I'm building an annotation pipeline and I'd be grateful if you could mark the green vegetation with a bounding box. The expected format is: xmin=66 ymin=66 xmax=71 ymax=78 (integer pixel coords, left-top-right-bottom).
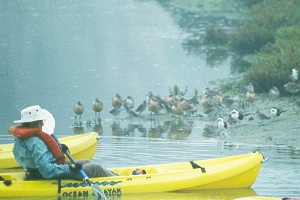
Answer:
xmin=230 ymin=0 xmax=300 ymax=93
xmin=204 ymin=24 xmax=229 ymax=46
xmin=161 ymin=0 xmax=300 ymax=93
xmin=244 ymin=27 xmax=300 ymax=92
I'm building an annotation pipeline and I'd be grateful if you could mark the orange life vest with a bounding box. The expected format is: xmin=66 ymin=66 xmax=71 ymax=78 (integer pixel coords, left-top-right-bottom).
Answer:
xmin=8 ymin=126 xmax=67 ymax=165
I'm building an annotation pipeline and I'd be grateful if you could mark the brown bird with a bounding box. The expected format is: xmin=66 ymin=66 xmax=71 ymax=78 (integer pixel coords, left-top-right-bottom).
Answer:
xmin=112 ymin=93 xmax=122 ymax=108
xmin=172 ymin=102 xmax=183 ymax=116
xmin=92 ymin=98 xmax=103 ymax=113
xmin=92 ymin=98 xmax=103 ymax=123
xmin=165 ymin=94 xmax=175 ymax=107
xmin=178 ymin=98 xmax=193 ymax=115
xmin=148 ymin=96 xmax=159 ymax=113
xmin=246 ymin=90 xmax=256 ymax=110
xmin=73 ymin=101 xmax=84 ymax=126
xmin=148 ymin=96 xmax=159 ymax=120
xmin=201 ymin=95 xmax=215 ymax=109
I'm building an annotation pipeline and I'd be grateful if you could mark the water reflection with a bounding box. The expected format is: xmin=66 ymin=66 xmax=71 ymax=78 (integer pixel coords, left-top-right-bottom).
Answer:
xmin=167 ymin=119 xmax=193 ymax=140
xmin=80 ymin=115 xmax=197 ymax=141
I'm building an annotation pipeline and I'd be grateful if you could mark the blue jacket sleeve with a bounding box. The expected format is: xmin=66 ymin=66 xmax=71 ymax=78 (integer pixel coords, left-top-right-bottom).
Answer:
xmin=24 ymin=137 xmax=70 ymax=179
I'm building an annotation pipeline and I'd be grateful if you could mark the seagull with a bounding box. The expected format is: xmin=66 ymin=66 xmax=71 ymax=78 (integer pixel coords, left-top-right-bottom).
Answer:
xmin=270 ymin=107 xmax=287 ymax=120
xmin=135 ymin=100 xmax=146 ymax=115
xmin=217 ymin=117 xmax=227 ymax=133
xmin=256 ymin=111 xmax=270 ymax=125
xmin=291 ymin=68 xmax=298 ymax=82
xmin=284 ymin=82 xmax=300 ymax=98
xmin=123 ymin=96 xmax=135 ymax=110
xmin=230 ymin=109 xmax=251 ymax=124
xmin=73 ymin=101 xmax=84 ymax=126
xmin=268 ymin=86 xmax=280 ymax=99
xmin=112 ymin=93 xmax=123 ymax=108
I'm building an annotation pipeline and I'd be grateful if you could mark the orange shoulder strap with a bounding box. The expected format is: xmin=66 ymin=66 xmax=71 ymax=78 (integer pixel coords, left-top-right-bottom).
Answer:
xmin=8 ymin=126 xmax=66 ymax=164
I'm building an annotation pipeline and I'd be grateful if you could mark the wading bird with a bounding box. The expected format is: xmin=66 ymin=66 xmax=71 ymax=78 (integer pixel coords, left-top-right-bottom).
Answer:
xmin=92 ymin=98 xmax=103 ymax=123
xmin=73 ymin=101 xmax=84 ymax=126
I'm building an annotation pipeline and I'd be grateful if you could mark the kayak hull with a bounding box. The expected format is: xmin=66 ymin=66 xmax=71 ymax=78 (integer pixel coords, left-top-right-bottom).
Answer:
xmin=0 ymin=152 xmax=264 ymax=197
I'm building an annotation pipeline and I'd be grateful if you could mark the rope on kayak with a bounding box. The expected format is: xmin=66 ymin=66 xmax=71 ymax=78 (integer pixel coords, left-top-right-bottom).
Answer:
xmin=189 ymin=161 xmax=206 ymax=173
xmin=0 ymin=176 xmax=12 ymax=186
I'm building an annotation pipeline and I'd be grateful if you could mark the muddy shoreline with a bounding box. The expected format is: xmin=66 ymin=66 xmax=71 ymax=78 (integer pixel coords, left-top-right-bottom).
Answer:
xmin=206 ymin=76 xmax=300 ymax=148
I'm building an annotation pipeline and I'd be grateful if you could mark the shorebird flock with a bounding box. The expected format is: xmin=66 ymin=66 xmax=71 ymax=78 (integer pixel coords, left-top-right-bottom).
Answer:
xmin=73 ymin=68 xmax=300 ymax=138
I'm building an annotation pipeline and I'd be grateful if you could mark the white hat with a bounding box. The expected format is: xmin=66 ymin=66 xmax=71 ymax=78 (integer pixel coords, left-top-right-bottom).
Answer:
xmin=14 ymin=105 xmax=52 ymax=124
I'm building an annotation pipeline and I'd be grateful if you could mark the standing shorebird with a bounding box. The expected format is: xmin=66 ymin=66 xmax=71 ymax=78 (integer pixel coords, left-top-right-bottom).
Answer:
xmin=73 ymin=101 xmax=84 ymax=126
xmin=246 ymin=89 xmax=256 ymax=110
xmin=135 ymin=100 xmax=146 ymax=115
xmin=230 ymin=109 xmax=251 ymax=125
xmin=284 ymin=82 xmax=300 ymax=99
xmin=217 ymin=117 xmax=227 ymax=133
xmin=268 ymin=86 xmax=280 ymax=99
xmin=256 ymin=111 xmax=270 ymax=125
xmin=123 ymin=96 xmax=135 ymax=110
xmin=112 ymin=93 xmax=123 ymax=108
xmin=92 ymin=98 xmax=103 ymax=123
xmin=270 ymin=107 xmax=287 ymax=120
xmin=110 ymin=93 xmax=123 ymax=119
xmin=148 ymin=96 xmax=159 ymax=120
xmin=172 ymin=102 xmax=183 ymax=116
xmin=178 ymin=98 xmax=193 ymax=116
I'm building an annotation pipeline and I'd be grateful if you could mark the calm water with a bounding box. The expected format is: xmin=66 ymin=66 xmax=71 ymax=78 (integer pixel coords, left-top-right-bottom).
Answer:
xmin=0 ymin=0 xmax=299 ymax=199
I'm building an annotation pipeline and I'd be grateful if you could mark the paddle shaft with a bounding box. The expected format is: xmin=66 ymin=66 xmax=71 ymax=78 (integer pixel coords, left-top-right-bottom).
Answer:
xmin=51 ymin=134 xmax=106 ymax=199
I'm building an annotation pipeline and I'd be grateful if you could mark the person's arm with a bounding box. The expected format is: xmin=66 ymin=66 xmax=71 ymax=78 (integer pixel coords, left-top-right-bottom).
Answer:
xmin=24 ymin=137 xmax=70 ymax=179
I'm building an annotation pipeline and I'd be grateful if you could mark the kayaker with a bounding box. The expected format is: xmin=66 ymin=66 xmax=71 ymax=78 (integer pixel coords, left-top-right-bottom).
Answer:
xmin=9 ymin=105 xmax=118 ymax=180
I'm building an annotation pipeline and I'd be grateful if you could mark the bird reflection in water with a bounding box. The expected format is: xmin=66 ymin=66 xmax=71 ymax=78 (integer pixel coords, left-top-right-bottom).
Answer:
xmin=111 ymin=121 xmax=123 ymax=137
xmin=110 ymin=121 xmax=147 ymax=137
xmin=73 ymin=126 xmax=84 ymax=135
xmin=92 ymin=124 xmax=103 ymax=136
xmin=168 ymin=119 xmax=193 ymax=140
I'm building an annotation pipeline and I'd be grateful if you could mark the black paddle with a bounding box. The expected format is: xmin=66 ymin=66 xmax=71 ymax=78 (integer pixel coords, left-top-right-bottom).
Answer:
xmin=42 ymin=111 xmax=106 ymax=199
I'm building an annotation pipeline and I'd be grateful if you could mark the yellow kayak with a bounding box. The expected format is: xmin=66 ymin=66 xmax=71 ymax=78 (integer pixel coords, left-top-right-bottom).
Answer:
xmin=0 ymin=152 xmax=264 ymax=197
xmin=0 ymin=132 xmax=99 ymax=169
